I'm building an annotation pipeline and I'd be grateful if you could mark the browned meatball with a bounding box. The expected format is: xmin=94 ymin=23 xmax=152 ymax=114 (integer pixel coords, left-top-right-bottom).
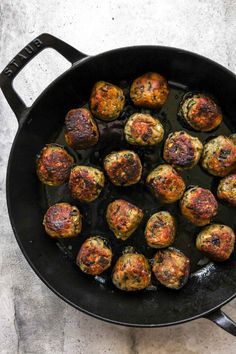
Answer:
xmin=76 ymin=236 xmax=112 ymax=275
xmin=36 ymin=144 xmax=74 ymax=186
xmin=130 ymin=72 xmax=169 ymax=109
xmin=64 ymin=108 xmax=99 ymax=150
xmin=124 ymin=113 xmax=164 ymax=146
xmin=146 ymin=164 xmax=186 ymax=203
xmin=217 ymin=173 xmax=236 ymax=207
xmin=180 ymin=187 xmax=218 ymax=226
xmin=179 ymin=93 xmax=222 ymax=131
xmin=163 ymin=131 xmax=203 ymax=169
xmin=202 ymin=135 xmax=236 ymax=177
xmin=112 ymin=253 xmax=151 ymax=291
xmin=104 ymin=150 xmax=142 ymax=186
xmin=43 ymin=203 xmax=82 ymax=238
xmin=89 ymin=81 xmax=125 ymax=121
xmin=196 ymin=224 xmax=235 ymax=262
xmin=145 ymin=211 xmax=176 ymax=248
xmin=106 ymin=199 xmax=143 ymax=240
xmin=152 ymin=248 xmax=190 ymax=289
xmin=69 ymin=166 xmax=105 ymax=202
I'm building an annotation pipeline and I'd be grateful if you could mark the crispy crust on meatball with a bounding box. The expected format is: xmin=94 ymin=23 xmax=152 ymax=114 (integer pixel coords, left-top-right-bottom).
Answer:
xmin=112 ymin=253 xmax=151 ymax=291
xmin=43 ymin=203 xmax=82 ymax=238
xmin=69 ymin=166 xmax=105 ymax=202
xmin=180 ymin=187 xmax=218 ymax=226
xmin=146 ymin=164 xmax=186 ymax=203
xmin=217 ymin=173 xmax=236 ymax=207
xmin=65 ymin=108 xmax=99 ymax=150
xmin=152 ymin=248 xmax=190 ymax=289
xmin=106 ymin=199 xmax=143 ymax=240
xmin=124 ymin=113 xmax=164 ymax=146
xmin=163 ymin=131 xmax=203 ymax=169
xmin=76 ymin=236 xmax=112 ymax=275
xmin=179 ymin=93 xmax=222 ymax=131
xmin=130 ymin=72 xmax=169 ymax=109
xmin=89 ymin=81 xmax=125 ymax=121
xmin=202 ymin=135 xmax=236 ymax=177
xmin=145 ymin=211 xmax=176 ymax=248
xmin=36 ymin=144 xmax=74 ymax=186
xmin=104 ymin=150 xmax=142 ymax=186
xmin=196 ymin=224 xmax=235 ymax=262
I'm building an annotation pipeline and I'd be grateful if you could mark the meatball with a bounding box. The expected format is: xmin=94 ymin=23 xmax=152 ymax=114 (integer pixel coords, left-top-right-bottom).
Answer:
xmin=36 ymin=144 xmax=74 ymax=186
xmin=69 ymin=165 xmax=105 ymax=202
xmin=196 ymin=224 xmax=235 ymax=262
xmin=64 ymin=108 xmax=99 ymax=150
xmin=112 ymin=253 xmax=151 ymax=291
xmin=217 ymin=173 xmax=236 ymax=207
xmin=76 ymin=236 xmax=112 ymax=275
xmin=145 ymin=211 xmax=176 ymax=248
xmin=104 ymin=150 xmax=142 ymax=186
xmin=130 ymin=72 xmax=169 ymax=109
xmin=106 ymin=199 xmax=143 ymax=240
xmin=124 ymin=113 xmax=164 ymax=146
xmin=180 ymin=187 xmax=218 ymax=226
xmin=201 ymin=135 xmax=236 ymax=177
xmin=43 ymin=202 xmax=82 ymax=238
xmin=179 ymin=93 xmax=222 ymax=131
xmin=146 ymin=164 xmax=186 ymax=203
xmin=163 ymin=131 xmax=203 ymax=169
xmin=152 ymin=248 xmax=190 ymax=289
xmin=89 ymin=81 xmax=125 ymax=121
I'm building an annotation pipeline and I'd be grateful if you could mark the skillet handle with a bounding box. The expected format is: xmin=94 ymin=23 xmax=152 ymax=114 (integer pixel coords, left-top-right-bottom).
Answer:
xmin=0 ymin=33 xmax=87 ymax=123
xmin=205 ymin=309 xmax=236 ymax=336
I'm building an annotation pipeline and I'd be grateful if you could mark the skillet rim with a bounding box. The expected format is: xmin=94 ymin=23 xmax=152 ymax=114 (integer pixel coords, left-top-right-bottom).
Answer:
xmin=5 ymin=44 xmax=236 ymax=327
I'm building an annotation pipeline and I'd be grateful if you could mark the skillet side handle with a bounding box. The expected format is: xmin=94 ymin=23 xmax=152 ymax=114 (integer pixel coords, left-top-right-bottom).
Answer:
xmin=205 ymin=309 xmax=236 ymax=336
xmin=0 ymin=33 xmax=87 ymax=123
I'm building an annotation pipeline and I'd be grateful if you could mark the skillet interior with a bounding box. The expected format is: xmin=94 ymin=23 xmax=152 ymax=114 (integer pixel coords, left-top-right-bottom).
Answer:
xmin=7 ymin=46 xmax=236 ymax=326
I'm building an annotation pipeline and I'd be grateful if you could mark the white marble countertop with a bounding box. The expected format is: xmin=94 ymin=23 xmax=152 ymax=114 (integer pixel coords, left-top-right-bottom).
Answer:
xmin=0 ymin=0 xmax=236 ymax=353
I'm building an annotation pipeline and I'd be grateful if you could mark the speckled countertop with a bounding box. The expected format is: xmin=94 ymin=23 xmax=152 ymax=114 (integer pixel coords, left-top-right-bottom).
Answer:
xmin=0 ymin=1 xmax=236 ymax=353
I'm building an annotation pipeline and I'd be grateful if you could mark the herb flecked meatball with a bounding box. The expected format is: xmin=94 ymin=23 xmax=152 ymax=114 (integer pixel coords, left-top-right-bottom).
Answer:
xmin=146 ymin=164 xmax=186 ymax=203
xmin=196 ymin=224 xmax=235 ymax=262
xmin=152 ymin=248 xmax=190 ymax=289
xmin=104 ymin=150 xmax=142 ymax=186
xmin=43 ymin=203 xmax=82 ymax=238
xmin=163 ymin=131 xmax=203 ymax=169
xmin=217 ymin=173 xmax=236 ymax=207
xmin=124 ymin=113 xmax=164 ymax=146
xmin=145 ymin=211 xmax=176 ymax=248
xmin=201 ymin=135 xmax=236 ymax=177
xmin=179 ymin=93 xmax=222 ymax=131
xmin=76 ymin=236 xmax=112 ymax=275
xmin=90 ymin=81 xmax=125 ymax=121
xmin=36 ymin=144 xmax=74 ymax=186
xmin=112 ymin=252 xmax=151 ymax=291
xmin=106 ymin=199 xmax=143 ymax=240
xmin=180 ymin=187 xmax=218 ymax=226
xmin=69 ymin=166 xmax=105 ymax=202
xmin=130 ymin=72 xmax=169 ymax=109
xmin=64 ymin=108 xmax=99 ymax=150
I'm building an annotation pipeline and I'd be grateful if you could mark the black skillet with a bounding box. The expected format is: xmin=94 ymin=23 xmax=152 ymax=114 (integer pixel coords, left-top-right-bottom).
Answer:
xmin=0 ymin=33 xmax=236 ymax=335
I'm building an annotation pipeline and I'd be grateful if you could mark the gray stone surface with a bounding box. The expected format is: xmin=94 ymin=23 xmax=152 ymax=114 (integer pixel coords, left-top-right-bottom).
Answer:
xmin=0 ymin=0 xmax=236 ymax=353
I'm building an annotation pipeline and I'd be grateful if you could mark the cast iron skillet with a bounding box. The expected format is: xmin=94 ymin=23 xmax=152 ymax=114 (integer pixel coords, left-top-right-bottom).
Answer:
xmin=0 ymin=33 xmax=236 ymax=335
